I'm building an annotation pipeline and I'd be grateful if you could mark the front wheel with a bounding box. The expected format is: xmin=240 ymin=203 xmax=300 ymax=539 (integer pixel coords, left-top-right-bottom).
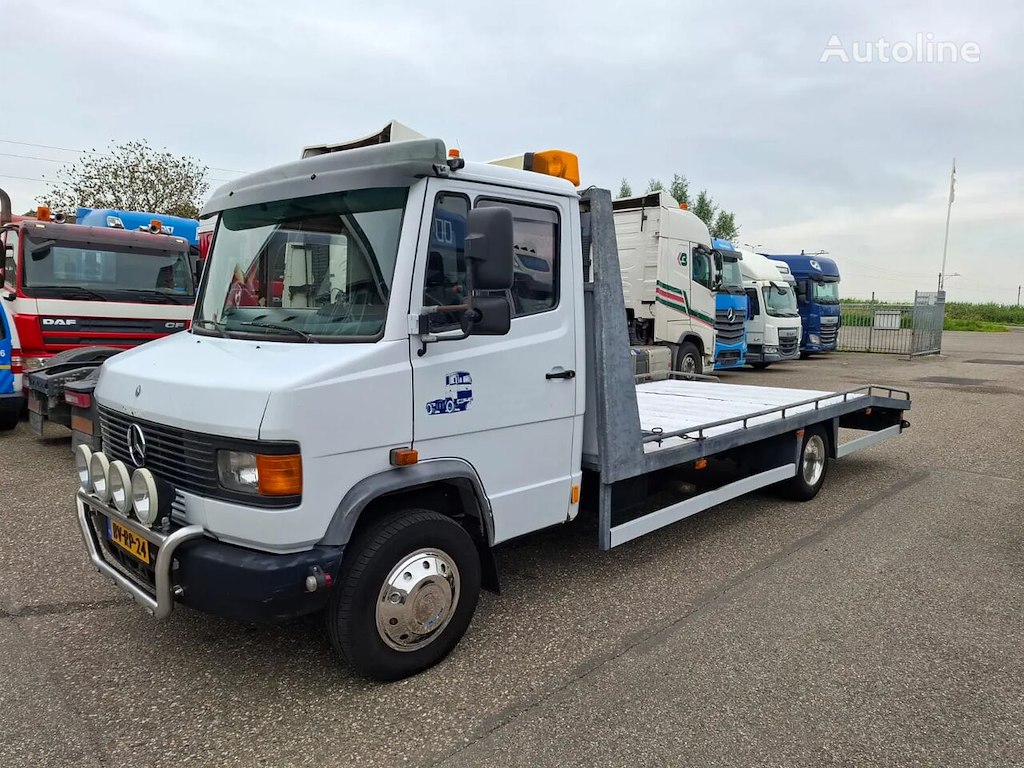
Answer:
xmin=675 ymin=342 xmax=703 ymax=377
xmin=327 ymin=509 xmax=481 ymax=681
xmin=775 ymin=425 xmax=830 ymax=501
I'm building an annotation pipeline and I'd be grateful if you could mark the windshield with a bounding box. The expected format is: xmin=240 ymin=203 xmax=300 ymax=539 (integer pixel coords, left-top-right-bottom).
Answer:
xmin=195 ymin=187 xmax=407 ymax=342
xmin=762 ymin=284 xmax=799 ymax=317
xmin=22 ymin=238 xmax=193 ymax=303
xmin=812 ymin=279 xmax=840 ymax=304
xmin=720 ymin=256 xmax=743 ymax=291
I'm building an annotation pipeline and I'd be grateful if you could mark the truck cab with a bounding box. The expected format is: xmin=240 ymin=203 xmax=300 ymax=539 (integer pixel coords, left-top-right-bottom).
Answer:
xmin=737 ymin=248 xmax=801 ymax=367
xmin=711 ymin=238 xmax=747 ymax=369
xmin=0 ymin=206 xmax=197 ymax=378
xmin=614 ymin=192 xmax=717 ymax=374
xmin=763 ymin=253 xmax=841 ymax=355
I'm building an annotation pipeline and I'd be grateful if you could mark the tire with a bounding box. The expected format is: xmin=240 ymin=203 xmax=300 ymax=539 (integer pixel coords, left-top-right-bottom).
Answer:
xmin=775 ymin=425 xmax=830 ymax=501
xmin=675 ymin=342 xmax=703 ymax=377
xmin=444 ymin=398 xmax=455 ymax=413
xmin=0 ymin=410 xmax=18 ymax=432
xmin=751 ymin=362 xmax=771 ymax=370
xmin=799 ymin=352 xmax=812 ymax=360
xmin=327 ymin=509 xmax=481 ymax=681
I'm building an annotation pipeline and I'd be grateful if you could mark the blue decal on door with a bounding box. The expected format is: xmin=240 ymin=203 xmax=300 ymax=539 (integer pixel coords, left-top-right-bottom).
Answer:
xmin=426 ymin=371 xmax=473 ymax=415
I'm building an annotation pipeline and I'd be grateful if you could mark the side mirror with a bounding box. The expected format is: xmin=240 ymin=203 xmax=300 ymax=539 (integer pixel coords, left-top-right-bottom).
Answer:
xmin=465 ymin=207 xmax=513 ymax=291
xmin=461 ymin=295 xmax=511 ymax=336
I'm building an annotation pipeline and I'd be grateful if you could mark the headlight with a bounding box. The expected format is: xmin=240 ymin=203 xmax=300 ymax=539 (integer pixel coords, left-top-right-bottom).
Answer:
xmin=218 ymin=450 xmax=259 ymax=494
xmin=764 ymin=345 xmax=779 ymax=354
xmin=217 ymin=450 xmax=303 ymax=497
xmin=24 ymin=356 xmax=49 ymax=372
xmin=108 ymin=460 xmax=133 ymax=514
xmin=131 ymin=468 xmax=160 ymax=527
xmin=74 ymin=444 xmax=93 ymax=492
xmin=809 ymin=334 xmax=821 ymax=344
xmin=89 ymin=452 xmax=111 ymax=502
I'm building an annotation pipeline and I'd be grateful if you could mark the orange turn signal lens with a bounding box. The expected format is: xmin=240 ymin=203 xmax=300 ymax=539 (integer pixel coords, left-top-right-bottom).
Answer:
xmin=571 ymin=484 xmax=581 ymax=504
xmin=256 ymin=453 xmax=302 ymax=496
xmin=694 ymin=458 xmax=708 ymax=470
xmin=390 ymin=448 xmax=419 ymax=466
xmin=530 ymin=150 xmax=580 ymax=187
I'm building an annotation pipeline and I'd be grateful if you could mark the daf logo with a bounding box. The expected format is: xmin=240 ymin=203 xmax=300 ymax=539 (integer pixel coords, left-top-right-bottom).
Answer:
xmin=42 ymin=318 xmax=77 ymax=326
xmin=127 ymin=424 xmax=147 ymax=466
xmin=726 ymin=308 xmax=736 ymax=323
xmin=809 ymin=259 xmax=822 ymax=271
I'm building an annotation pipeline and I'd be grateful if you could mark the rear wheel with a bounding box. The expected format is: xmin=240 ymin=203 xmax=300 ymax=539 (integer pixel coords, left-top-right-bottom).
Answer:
xmin=776 ymin=425 xmax=830 ymax=501
xmin=327 ymin=509 xmax=481 ymax=681
xmin=675 ymin=342 xmax=703 ymax=377
xmin=0 ymin=410 xmax=18 ymax=431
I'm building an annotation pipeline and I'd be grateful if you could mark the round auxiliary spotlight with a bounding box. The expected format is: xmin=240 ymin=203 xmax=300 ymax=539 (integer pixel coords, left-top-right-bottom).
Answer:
xmin=89 ymin=452 xmax=111 ymax=503
xmin=74 ymin=444 xmax=93 ymax=492
xmin=131 ymin=468 xmax=160 ymax=528
xmin=108 ymin=460 xmax=133 ymax=514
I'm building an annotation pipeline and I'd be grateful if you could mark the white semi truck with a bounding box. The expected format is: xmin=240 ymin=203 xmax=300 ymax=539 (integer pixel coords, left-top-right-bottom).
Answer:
xmin=72 ymin=128 xmax=911 ymax=681
xmin=614 ymin=192 xmax=718 ymax=375
xmin=738 ymin=248 xmax=802 ymax=368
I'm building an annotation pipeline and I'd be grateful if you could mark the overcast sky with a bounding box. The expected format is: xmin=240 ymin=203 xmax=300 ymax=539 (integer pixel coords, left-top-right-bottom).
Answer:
xmin=2 ymin=0 xmax=1021 ymax=302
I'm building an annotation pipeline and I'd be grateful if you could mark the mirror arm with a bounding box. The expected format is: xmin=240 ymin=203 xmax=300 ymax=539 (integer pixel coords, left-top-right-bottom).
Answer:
xmin=414 ymin=306 xmax=478 ymax=357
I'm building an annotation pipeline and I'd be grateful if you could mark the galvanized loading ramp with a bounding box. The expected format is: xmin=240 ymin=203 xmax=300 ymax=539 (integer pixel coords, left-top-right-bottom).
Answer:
xmin=578 ymin=188 xmax=912 ymax=550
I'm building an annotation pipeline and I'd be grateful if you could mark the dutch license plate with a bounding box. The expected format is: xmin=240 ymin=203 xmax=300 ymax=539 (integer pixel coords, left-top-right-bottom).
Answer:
xmin=107 ymin=518 xmax=151 ymax=565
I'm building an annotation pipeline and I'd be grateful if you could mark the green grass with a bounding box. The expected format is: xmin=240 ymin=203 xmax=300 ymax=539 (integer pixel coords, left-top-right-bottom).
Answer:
xmin=841 ymin=299 xmax=1022 ymax=332
xmin=943 ymin=318 xmax=1009 ymax=332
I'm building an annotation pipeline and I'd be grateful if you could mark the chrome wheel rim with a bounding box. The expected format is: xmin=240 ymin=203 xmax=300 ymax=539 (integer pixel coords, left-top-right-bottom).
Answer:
xmin=802 ymin=434 xmax=826 ymax=486
xmin=376 ymin=548 xmax=460 ymax=652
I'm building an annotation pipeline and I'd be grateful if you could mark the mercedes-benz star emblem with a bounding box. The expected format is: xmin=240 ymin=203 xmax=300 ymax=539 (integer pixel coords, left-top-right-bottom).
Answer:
xmin=127 ymin=424 xmax=147 ymax=466
xmin=726 ymin=308 xmax=736 ymax=323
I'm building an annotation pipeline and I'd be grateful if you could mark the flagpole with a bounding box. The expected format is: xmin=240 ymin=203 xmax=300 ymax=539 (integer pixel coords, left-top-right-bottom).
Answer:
xmin=939 ymin=158 xmax=955 ymax=292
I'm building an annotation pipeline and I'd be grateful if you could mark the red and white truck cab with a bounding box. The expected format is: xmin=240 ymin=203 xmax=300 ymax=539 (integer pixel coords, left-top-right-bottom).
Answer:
xmin=0 ymin=204 xmax=196 ymax=383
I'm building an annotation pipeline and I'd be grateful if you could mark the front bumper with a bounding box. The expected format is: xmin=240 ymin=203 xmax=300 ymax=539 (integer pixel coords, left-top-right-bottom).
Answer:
xmin=76 ymin=491 xmax=343 ymax=623
xmin=746 ymin=345 xmax=799 ymax=364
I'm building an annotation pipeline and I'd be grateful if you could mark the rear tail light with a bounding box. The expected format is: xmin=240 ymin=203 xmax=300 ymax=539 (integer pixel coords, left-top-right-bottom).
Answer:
xmin=65 ymin=390 xmax=92 ymax=409
xmin=10 ymin=350 xmax=22 ymax=374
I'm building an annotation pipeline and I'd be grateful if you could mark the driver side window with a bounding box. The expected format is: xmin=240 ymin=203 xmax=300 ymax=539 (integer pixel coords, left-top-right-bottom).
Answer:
xmin=692 ymin=246 xmax=712 ymax=289
xmin=3 ymin=230 xmax=18 ymax=290
xmin=422 ymin=193 xmax=470 ymax=330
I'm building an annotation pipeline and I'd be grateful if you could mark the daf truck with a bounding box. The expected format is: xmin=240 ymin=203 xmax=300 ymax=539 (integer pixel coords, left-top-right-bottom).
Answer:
xmin=764 ymin=253 xmax=841 ymax=355
xmin=738 ymin=248 xmax=801 ymax=368
xmin=72 ymin=128 xmax=911 ymax=681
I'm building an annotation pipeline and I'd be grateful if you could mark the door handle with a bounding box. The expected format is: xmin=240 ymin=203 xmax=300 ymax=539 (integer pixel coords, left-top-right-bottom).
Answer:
xmin=545 ymin=369 xmax=576 ymax=380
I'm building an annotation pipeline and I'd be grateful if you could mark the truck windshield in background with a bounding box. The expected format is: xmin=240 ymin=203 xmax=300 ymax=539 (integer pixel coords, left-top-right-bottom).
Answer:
xmin=720 ymin=255 xmax=744 ymax=292
xmin=812 ymin=280 xmax=840 ymax=304
xmin=195 ymin=187 xmax=407 ymax=342
xmin=23 ymin=238 xmax=193 ymax=303
xmin=762 ymin=284 xmax=799 ymax=317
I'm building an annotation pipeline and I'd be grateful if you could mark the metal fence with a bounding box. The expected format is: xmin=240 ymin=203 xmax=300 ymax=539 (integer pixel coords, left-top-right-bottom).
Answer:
xmin=839 ymin=291 xmax=945 ymax=356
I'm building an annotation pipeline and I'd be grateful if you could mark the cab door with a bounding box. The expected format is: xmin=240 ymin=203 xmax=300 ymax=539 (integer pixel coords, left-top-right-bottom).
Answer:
xmin=0 ymin=305 xmax=14 ymax=397
xmin=409 ymin=180 xmax=581 ymax=544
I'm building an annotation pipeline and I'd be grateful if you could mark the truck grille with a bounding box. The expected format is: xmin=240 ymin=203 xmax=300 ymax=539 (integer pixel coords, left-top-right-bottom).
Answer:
xmin=99 ymin=407 xmax=219 ymax=496
xmin=779 ymin=336 xmax=799 ymax=357
xmin=715 ymin=311 xmax=745 ymax=343
xmin=820 ymin=327 xmax=838 ymax=346
xmin=717 ymin=349 xmax=742 ymax=364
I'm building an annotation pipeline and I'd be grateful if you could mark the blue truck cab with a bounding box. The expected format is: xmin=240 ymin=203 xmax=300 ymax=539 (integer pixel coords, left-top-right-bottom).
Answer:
xmin=76 ymin=208 xmax=200 ymax=247
xmin=711 ymin=238 xmax=747 ymax=369
xmin=763 ymin=253 xmax=841 ymax=354
xmin=1 ymin=302 xmax=22 ymax=431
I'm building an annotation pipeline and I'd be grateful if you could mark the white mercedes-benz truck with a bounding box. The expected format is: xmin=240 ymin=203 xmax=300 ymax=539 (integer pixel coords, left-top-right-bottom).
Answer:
xmin=73 ymin=126 xmax=911 ymax=681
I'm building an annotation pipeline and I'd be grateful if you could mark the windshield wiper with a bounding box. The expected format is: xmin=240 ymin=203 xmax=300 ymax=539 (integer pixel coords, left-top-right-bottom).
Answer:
xmin=121 ymin=289 xmax=193 ymax=304
xmin=193 ymin=318 xmax=228 ymax=337
xmin=239 ymin=320 xmax=317 ymax=343
xmin=53 ymin=286 xmax=107 ymax=301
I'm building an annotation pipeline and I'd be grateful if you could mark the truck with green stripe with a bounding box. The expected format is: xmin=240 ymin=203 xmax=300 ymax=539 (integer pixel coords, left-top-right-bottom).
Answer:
xmin=613 ymin=192 xmax=718 ymax=375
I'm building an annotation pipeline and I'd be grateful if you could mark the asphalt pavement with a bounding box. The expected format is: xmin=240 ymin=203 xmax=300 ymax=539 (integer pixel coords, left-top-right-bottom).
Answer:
xmin=1 ymin=330 xmax=1022 ymax=767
